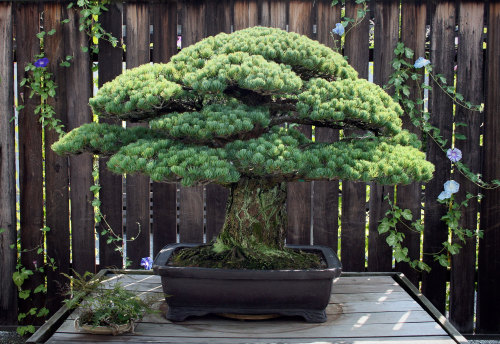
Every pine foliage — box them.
[53,27,434,186]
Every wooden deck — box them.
[28,272,467,344]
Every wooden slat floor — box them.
[43,274,460,344]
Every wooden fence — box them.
[0,0,499,336]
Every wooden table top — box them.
[28,271,467,344]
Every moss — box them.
[171,243,324,270]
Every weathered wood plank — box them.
[286,0,315,246]
[0,1,16,325]
[201,1,232,244]
[151,0,178,256]
[66,5,95,276]
[368,0,399,272]
[204,0,231,35]
[125,2,151,267]
[205,184,229,243]
[449,1,484,334]
[14,2,45,322]
[47,334,457,344]
[233,0,259,30]
[340,0,370,272]
[477,0,500,334]
[98,1,124,269]
[269,0,287,29]
[396,0,427,287]
[422,0,456,314]
[312,1,340,252]
[178,0,205,244]
[43,2,71,314]
[54,317,447,339]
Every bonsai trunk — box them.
[219,178,287,250]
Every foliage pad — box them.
[53,27,434,254]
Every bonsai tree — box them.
[53,27,434,268]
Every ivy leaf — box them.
[394,247,409,262]
[436,254,450,268]
[401,209,413,221]
[34,284,47,294]
[378,220,391,234]
[37,307,50,317]
[19,289,31,300]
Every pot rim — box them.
[153,243,342,280]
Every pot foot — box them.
[165,306,327,323]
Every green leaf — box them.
[34,284,47,294]
[386,232,398,246]
[37,307,50,317]
[401,209,413,221]
[404,47,414,59]
[48,29,57,36]
[81,46,89,53]
[19,289,31,299]
[378,220,390,234]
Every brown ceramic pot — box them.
[153,243,342,323]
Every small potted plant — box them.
[53,27,434,322]
[64,272,156,335]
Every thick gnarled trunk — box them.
[219,179,287,250]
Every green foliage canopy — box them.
[53,27,434,186]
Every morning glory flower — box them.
[444,180,460,194]
[446,148,462,162]
[438,190,452,200]
[414,57,430,68]
[332,23,345,36]
[34,57,49,68]
[140,257,153,270]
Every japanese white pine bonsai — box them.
[53,27,434,269]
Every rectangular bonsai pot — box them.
[153,243,342,323]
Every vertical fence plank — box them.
[98,1,124,268]
[368,0,399,272]
[269,1,287,30]
[259,0,270,26]
[477,0,500,334]
[0,2,16,325]
[15,3,45,322]
[286,0,314,245]
[66,6,95,276]
[449,1,484,334]
[152,0,178,256]
[422,0,456,314]
[313,0,341,252]
[397,0,426,287]
[125,2,151,267]
[341,0,370,271]
[44,2,70,315]
[179,0,205,243]
[205,0,231,243]
[205,0,231,35]
[234,0,258,30]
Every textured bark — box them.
[220,179,287,249]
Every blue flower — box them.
[444,180,460,194]
[34,57,49,68]
[446,148,462,162]
[140,257,153,270]
[332,23,345,36]
[438,190,452,200]
[414,57,430,68]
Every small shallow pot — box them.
[74,318,135,335]
[153,243,342,323]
